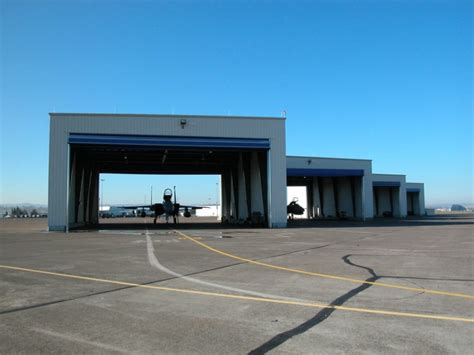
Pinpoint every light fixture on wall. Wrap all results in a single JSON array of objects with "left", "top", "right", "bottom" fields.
[{"left": 180, "top": 119, "right": 187, "bottom": 129}]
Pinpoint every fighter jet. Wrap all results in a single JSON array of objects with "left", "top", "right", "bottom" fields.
[
  {"left": 287, "top": 197, "right": 305, "bottom": 220},
  {"left": 121, "top": 187, "right": 204, "bottom": 224}
]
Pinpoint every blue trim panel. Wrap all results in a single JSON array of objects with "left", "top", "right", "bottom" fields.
[
  {"left": 286, "top": 168, "right": 364, "bottom": 177},
  {"left": 69, "top": 133, "right": 270, "bottom": 149},
  {"left": 407, "top": 188, "right": 420, "bottom": 193},
  {"left": 373, "top": 181, "right": 401, "bottom": 188}
]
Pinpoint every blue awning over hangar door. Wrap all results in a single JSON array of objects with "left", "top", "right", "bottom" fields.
[
  {"left": 69, "top": 133, "right": 270, "bottom": 149},
  {"left": 373, "top": 181, "right": 401, "bottom": 187},
  {"left": 287, "top": 168, "right": 364, "bottom": 177}
]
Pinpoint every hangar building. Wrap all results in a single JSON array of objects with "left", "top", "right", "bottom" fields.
[{"left": 48, "top": 113, "right": 425, "bottom": 231}]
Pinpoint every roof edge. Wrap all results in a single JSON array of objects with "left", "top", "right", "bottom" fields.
[
  {"left": 49, "top": 112, "right": 284, "bottom": 121},
  {"left": 286, "top": 155, "right": 372, "bottom": 162},
  {"left": 372, "top": 173, "right": 406, "bottom": 177}
]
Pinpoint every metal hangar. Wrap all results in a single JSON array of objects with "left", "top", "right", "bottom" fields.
[{"left": 48, "top": 113, "right": 425, "bottom": 231}]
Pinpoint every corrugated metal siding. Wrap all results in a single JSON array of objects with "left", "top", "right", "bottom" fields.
[{"left": 54, "top": 114, "right": 284, "bottom": 140}]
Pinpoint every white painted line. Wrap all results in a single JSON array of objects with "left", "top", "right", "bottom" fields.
[{"left": 145, "top": 229, "right": 305, "bottom": 303}]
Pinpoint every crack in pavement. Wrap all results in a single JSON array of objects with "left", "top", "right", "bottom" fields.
[
  {"left": 248, "top": 254, "right": 440, "bottom": 353},
  {"left": 248, "top": 255, "right": 382, "bottom": 354}
]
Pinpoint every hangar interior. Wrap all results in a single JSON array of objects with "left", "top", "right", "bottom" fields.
[
  {"left": 372, "top": 183, "right": 401, "bottom": 217},
  {"left": 406, "top": 183, "right": 425, "bottom": 217},
  {"left": 287, "top": 174, "right": 364, "bottom": 219},
  {"left": 407, "top": 188, "right": 421, "bottom": 216},
  {"left": 67, "top": 134, "right": 270, "bottom": 227}
]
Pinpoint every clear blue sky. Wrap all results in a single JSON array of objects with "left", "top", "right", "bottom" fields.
[{"left": 1, "top": 0, "right": 472, "bottom": 206}]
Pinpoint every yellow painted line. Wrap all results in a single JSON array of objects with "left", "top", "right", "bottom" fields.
[
  {"left": 174, "top": 230, "right": 474, "bottom": 300},
  {"left": 0, "top": 264, "right": 473, "bottom": 323}
]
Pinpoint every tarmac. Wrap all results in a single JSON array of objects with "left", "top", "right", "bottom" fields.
[{"left": 1, "top": 215, "right": 473, "bottom": 354}]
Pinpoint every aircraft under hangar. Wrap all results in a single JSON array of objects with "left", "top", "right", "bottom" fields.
[{"left": 48, "top": 113, "right": 424, "bottom": 231}]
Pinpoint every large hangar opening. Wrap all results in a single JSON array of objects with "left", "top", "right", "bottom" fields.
[
  {"left": 285, "top": 157, "right": 373, "bottom": 221},
  {"left": 67, "top": 133, "right": 270, "bottom": 228},
  {"left": 372, "top": 182, "right": 401, "bottom": 218},
  {"left": 287, "top": 174, "right": 364, "bottom": 219},
  {"left": 407, "top": 188, "right": 421, "bottom": 216},
  {"left": 97, "top": 173, "right": 220, "bottom": 222}
]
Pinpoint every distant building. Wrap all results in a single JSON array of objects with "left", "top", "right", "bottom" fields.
[{"left": 195, "top": 205, "right": 221, "bottom": 218}]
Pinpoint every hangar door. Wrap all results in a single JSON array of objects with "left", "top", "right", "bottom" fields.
[
  {"left": 287, "top": 169, "right": 365, "bottom": 219},
  {"left": 407, "top": 188, "right": 421, "bottom": 216},
  {"left": 373, "top": 181, "right": 401, "bottom": 217},
  {"left": 67, "top": 133, "right": 270, "bottom": 227}
]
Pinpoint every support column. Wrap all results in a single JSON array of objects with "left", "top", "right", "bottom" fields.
[
  {"left": 413, "top": 193, "right": 420, "bottom": 215},
  {"left": 221, "top": 172, "right": 232, "bottom": 222},
  {"left": 399, "top": 185, "right": 407, "bottom": 217},
  {"left": 77, "top": 168, "right": 85, "bottom": 223},
  {"left": 336, "top": 177, "right": 354, "bottom": 217},
  {"left": 312, "top": 178, "right": 321, "bottom": 218},
  {"left": 258, "top": 152, "right": 269, "bottom": 226},
  {"left": 250, "top": 152, "right": 264, "bottom": 215},
  {"left": 237, "top": 153, "right": 249, "bottom": 220},
  {"left": 373, "top": 188, "right": 379, "bottom": 216},
  {"left": 85, "top": 170, "right": 93, "bottom": 223},
  {"left": 322, "top": 178, "right": 336, "bottom": 217},
  {"left": 353, "top": 177, "right": 363, "bottom": 218},
  {"left": 306, "top": 179, "right": 313, "bottom": 219},
  {"left": 68, "top": 152, "right": 77, "bottom": 225},
  {"left": 392, "top": 187, "right": 401, "bottom": 217},
  {"left": 90, "top": 171, "right": 99, "bottom": 224},
  {"left": 230, "top": 169, "right": 237, "bottom": 221},
  {"left": 376, "top": 188, "right": 391, "bottom": 216}
]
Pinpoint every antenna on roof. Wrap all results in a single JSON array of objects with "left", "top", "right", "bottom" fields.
[{"left": 281, "top": 110, "right": 287, "bottom": 118}]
